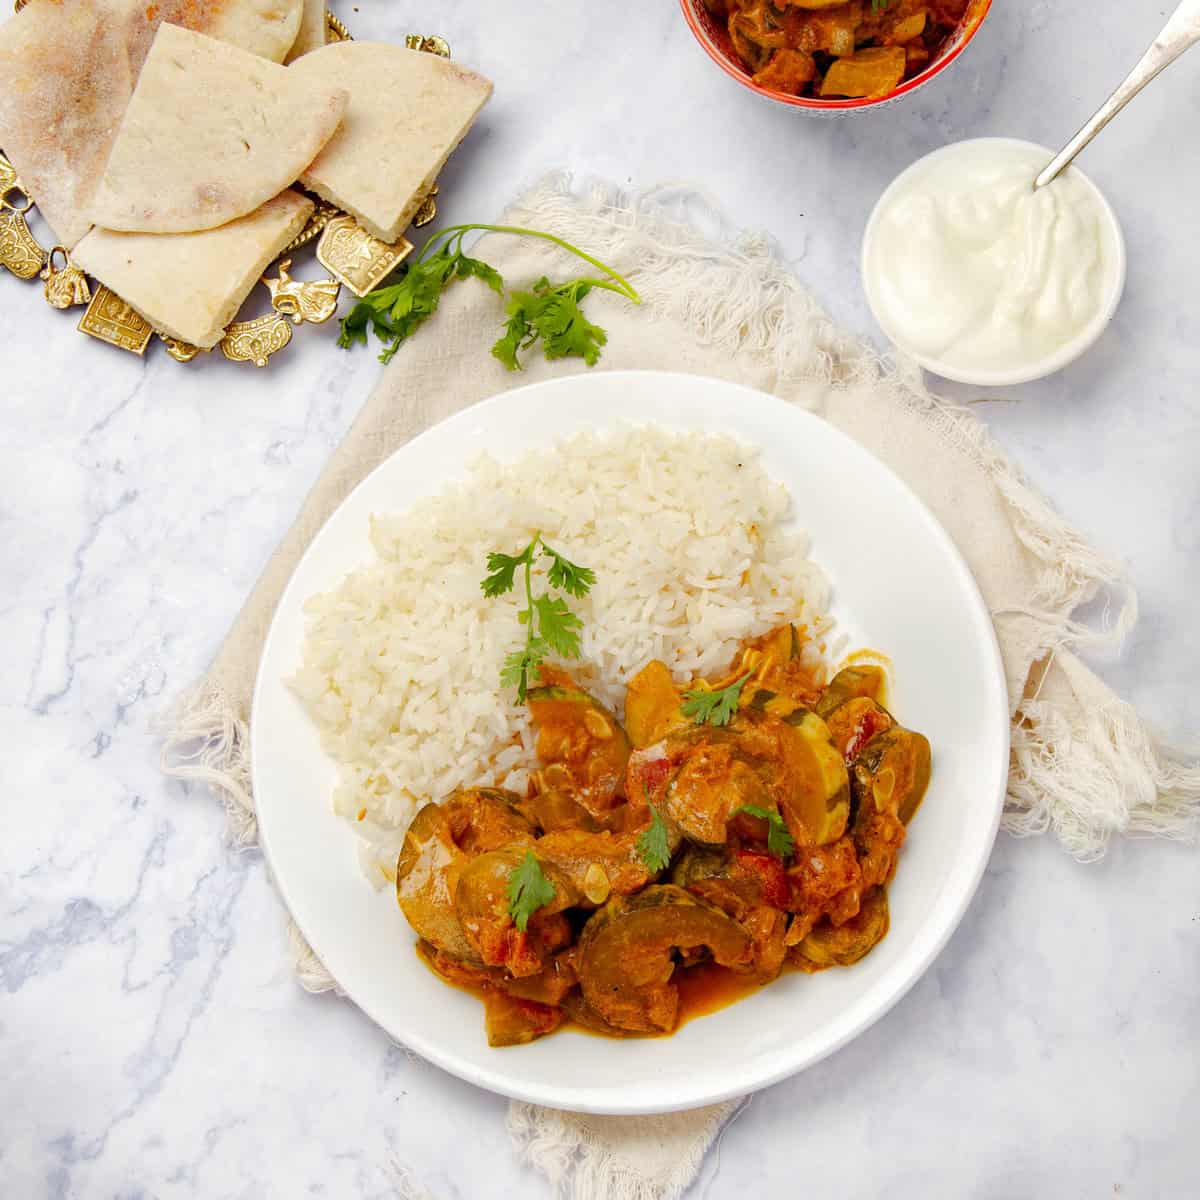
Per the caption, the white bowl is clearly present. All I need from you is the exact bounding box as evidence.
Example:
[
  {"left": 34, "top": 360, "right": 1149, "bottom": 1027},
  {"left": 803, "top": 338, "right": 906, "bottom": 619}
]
[
  {"left": 862, "top": 138, "right": 1128, "bottom": 387},
  {"left": 252, "top": 370, "right": 1010, "bottom": 1114}
]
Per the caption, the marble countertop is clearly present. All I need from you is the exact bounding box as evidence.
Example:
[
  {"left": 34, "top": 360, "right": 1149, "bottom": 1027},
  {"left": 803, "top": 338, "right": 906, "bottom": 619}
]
[{"left": 3, "top": 2, "right": 1198, "bottom": 1196}]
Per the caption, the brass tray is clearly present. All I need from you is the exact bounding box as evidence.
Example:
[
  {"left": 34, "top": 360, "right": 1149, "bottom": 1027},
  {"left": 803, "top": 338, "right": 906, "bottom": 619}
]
[{"left": 0, "top": 8, "right": 450, "bottom": 366}]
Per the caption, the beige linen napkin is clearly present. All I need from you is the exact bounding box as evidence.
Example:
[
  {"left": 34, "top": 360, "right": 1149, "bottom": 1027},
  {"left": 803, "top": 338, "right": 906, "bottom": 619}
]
[{"left": 163, "top": 176, "right": 1199, "bottom": 1200}]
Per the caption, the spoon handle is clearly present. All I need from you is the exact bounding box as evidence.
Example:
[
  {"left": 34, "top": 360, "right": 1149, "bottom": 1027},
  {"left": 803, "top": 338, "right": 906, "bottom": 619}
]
[{"left": 1035, "top": 0, "right": 1200, "bottom": 189}]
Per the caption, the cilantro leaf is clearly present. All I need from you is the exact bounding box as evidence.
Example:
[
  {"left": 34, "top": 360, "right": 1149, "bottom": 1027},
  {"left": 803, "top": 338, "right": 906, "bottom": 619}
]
[
  {"left": 394, "top": 246, "right": 459, "bottom": 324},
  {"left": 533, "top": 279, "right": 607, "bottom": 364},
  {"left": 336, "top": 302, "right": 372, "bottom": 349},
  {"left": 337, "top": 284, "right": 404, "bottom": 350},
  {"left": 500, "top": 638, "right": 547, "bottom": 703},
  {"left": 493, "top": 278, "right": 608, "bottom": 371},
  {"left": 455, "top": 254, "right": 505, "bottom": 293},
  {"left": 736, "top": 805, "right": 796, "bottom": 861},
  {"left": 378, "top": 336, "right": 404, "bottom": 366},
  {"left": 532, "top": 594, "right": 584, "bottom": 659},
  {"left": 637, "top": 806, "right": 672, "bottom": 873},
  {"left": 498, "top": 649, "right": 529, "bottom": 691},
  {"left": 681, "top": 672, "right": 752, "bottom": 727},
  {"left": 768, "top": 820, "right": 796, "bottom": 861},
  {"left": 506, "top": 850, "right": 556, "bottom": 931},
  {"left": 542, "top": 544, "right": 596, "bottom": 598},
  {"left": 481, "top": 549, "right": 528, "bottom": 598},
  {"left": 491, "top": 307, "right": 534, "bottom": 371}
]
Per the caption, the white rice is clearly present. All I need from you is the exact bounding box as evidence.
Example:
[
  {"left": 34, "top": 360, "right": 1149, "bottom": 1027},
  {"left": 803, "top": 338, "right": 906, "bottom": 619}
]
[{"left": 290, "top": 426, "right": 831, "bottom": 885}]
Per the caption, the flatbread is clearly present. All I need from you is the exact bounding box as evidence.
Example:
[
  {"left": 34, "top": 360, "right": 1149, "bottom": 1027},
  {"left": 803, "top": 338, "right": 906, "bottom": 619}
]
[
  {"left": 0, "top": 0, "right": 304, "bottom": 248},
  {"left": 284, "top": 0, "right": 326, "bottom": 63},
  {"left": 88, "top": 24, "right": 346, "bottom": 234},
  {"left": 202, "top": 0, "right": 303, "bottom": 64},
  {"left": 290, "top": 42, "right": 492, "bottom": 242},
  {"left": 71, "top": 188, "right": 313, "bottom": 347},
  {"left": 0, "top": 1, "right": 140, "bottom": 246}
]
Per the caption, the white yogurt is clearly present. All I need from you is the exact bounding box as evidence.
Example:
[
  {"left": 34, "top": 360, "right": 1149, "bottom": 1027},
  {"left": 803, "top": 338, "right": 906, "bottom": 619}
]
[{"left": 862, "top": 139, "right": 1126, "bottom": 385}]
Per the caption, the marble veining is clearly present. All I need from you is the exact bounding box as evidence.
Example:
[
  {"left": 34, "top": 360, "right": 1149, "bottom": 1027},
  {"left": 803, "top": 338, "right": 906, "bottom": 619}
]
[{"left": 2, "top": 2, "right": 1198, "bottom": 1196}]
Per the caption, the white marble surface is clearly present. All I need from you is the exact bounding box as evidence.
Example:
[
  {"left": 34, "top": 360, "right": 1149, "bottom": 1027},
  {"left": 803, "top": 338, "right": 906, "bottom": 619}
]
[{"left": 3, "top": 2, "right": 1199, "bottom": 1196}]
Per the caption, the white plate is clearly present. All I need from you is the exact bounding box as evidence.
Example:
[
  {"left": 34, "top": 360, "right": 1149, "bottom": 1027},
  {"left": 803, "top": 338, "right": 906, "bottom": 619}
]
[{"left": 252, "top": 370, "right": 1009, "bottom": 1115}]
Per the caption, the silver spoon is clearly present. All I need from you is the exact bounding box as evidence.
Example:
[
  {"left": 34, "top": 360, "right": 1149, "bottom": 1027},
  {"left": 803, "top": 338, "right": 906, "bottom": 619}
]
[{"left": 1035, "top": 0, "right": 1200, "bottom": 190}]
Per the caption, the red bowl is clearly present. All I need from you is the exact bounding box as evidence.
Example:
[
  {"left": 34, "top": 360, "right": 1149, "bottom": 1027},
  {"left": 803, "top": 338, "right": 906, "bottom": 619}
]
[{"left": 680, "top": 0, "right": 993, "bottom": 114}]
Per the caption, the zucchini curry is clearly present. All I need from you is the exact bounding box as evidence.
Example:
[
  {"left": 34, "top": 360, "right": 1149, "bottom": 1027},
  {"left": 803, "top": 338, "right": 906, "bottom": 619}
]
[
  {"left": 396, "top": 624, "right": 931, "bottom": 1046},
  {"left": 706, "top": 0, "right": 972, "bottom": 101}
]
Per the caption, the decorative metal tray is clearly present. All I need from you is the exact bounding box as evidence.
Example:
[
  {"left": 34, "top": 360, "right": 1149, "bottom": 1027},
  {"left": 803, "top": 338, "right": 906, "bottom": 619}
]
[{"left": 0, "top": 8, "right": 448, "bottom": 366}]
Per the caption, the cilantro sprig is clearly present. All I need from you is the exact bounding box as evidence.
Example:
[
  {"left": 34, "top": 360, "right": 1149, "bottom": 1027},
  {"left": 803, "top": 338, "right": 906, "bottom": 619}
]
[
  {"left": 636, "top": 806, "right": 672, "bottom": 873},
  {"left": 736, "top": 805, "right": 796, "bottom": 861},
  {"left": 338, "top": 238, "right": 503, "bottom": 365},
  {"left": 483, "top": 534, "right": 595, "bottom": 702},
  {"left": 338, "top": 224, "right": 639, "bottom": 368},
  {"left": 493, "top": 278, "right": 608, "bottom": 369},
  {"left": 681, "top": 672, "right": 753, "bottom": 727},
  {"left": 506, "top": 851, "right": 556, "bottom": 932}
]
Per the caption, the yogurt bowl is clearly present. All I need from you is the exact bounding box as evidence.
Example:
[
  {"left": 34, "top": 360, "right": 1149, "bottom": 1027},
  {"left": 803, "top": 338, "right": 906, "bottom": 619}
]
[{"left": 862, "top": 138, "right": 1127, "bottom": 386}]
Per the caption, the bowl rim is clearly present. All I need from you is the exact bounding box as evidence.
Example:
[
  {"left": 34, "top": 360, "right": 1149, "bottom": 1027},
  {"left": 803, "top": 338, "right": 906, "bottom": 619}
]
[
  {"left": 679, "top": 0, "right": 993, "bottom": 111},
  {"left": 860, "top": 137, "right": 1129, "bottom": 387}
]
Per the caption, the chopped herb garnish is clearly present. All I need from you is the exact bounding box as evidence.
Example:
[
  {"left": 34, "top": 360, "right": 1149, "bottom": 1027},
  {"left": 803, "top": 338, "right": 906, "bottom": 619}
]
[
  {"left": 483, "top": 534, "right": 594, "bottom": 702},
  {"left": 506, "top": 850, "right": 556, "bottom": 932},
  {"left": 637, "top": 806, "right": 672, "bottom": 873},
  {"left": 736, "top": 805, "right": 796, "bottom": 861},
  {"left": 339, "top": 224, "right": 639, "bottom": 367},
  {"left": 681, "top": 672, "right": 752, "bottom": 727}
]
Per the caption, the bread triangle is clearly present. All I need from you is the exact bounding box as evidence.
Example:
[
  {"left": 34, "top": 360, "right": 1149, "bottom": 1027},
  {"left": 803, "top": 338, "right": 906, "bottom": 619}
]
[
  {"left": 72, "top": 189, "right": 314, "bottom": 348},
  {"left": 290, "top": 41, "right": 492, "bottom": 242},
  {"left": 87, "top": 24, "right": 344, "bottom": 234}
]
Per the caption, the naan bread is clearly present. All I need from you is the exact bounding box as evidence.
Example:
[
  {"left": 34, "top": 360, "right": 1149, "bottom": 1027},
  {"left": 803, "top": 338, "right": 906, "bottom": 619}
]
[
  {"left": 0, "top": 0, "right": 140, "bottom": 246},
  {"left": 71, "top": 188, "right": 313, "bottom": 348},
  {"left": 284, "top": 0, "right": 326, "bottom": 63},
  {"left": 290, "top": 42, "right": 492, "bottom": 242},
  {"left": 204, "top": 0, "right": 303, "bottom": 64},
  {"left": 0, "top": 0, "right": 304, "bottom": 248},
  {"left": 88, "top": 24, "right": 345, "bottom": 234}
]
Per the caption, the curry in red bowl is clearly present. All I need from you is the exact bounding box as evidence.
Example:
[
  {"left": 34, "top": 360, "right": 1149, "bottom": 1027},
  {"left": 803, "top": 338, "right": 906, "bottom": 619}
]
[{"left": 682, "top": 0, "right": 992, "bottom": 110}]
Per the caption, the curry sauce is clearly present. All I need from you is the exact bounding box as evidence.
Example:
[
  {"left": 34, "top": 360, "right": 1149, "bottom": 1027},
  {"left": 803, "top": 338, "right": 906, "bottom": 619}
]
[{"left": 674, "top": 961, "right": 767, "bottom": 1026}]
